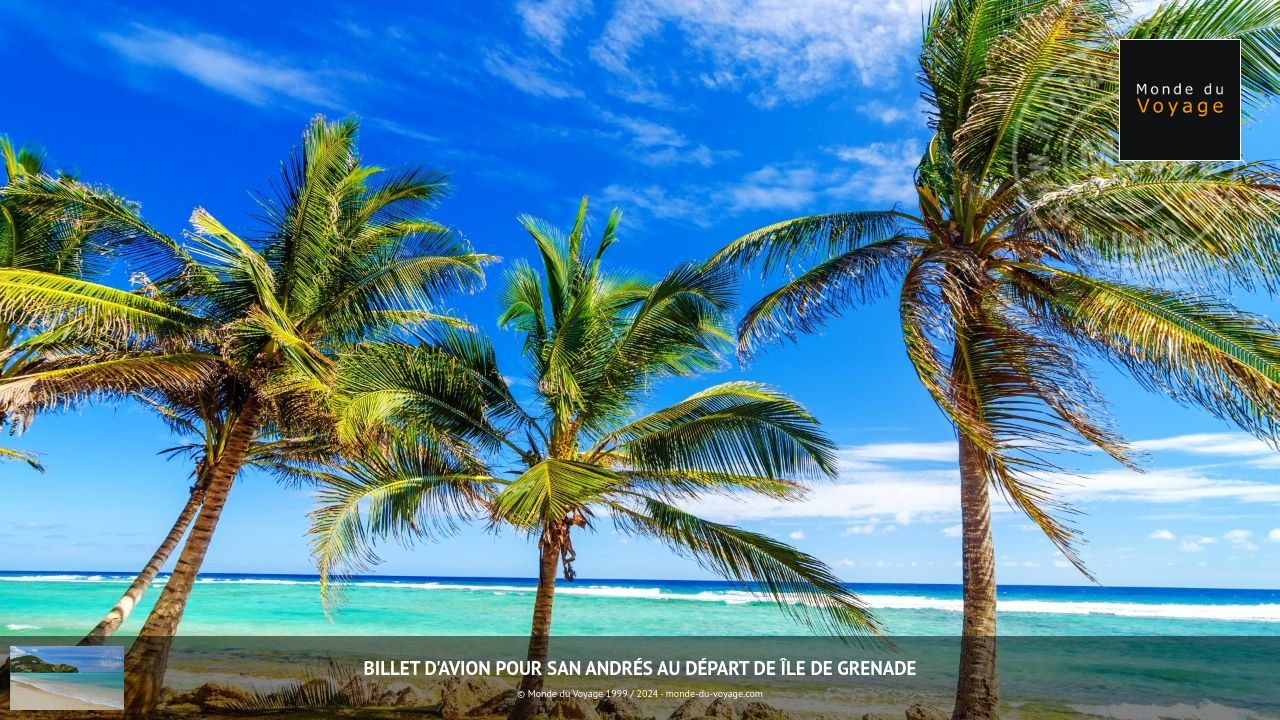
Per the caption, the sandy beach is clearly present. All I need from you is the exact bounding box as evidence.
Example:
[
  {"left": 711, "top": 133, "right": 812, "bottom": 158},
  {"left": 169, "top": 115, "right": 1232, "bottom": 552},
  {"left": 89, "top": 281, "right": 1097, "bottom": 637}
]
[{"left": 9, "top": 679, "right": 123, "bottom": 711}]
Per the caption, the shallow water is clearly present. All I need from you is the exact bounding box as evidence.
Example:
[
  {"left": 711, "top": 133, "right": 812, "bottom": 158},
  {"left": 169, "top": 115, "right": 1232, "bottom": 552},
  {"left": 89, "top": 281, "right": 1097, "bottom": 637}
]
[{"left": 2, "top": 572, "right": 1278, "bottom": 636}]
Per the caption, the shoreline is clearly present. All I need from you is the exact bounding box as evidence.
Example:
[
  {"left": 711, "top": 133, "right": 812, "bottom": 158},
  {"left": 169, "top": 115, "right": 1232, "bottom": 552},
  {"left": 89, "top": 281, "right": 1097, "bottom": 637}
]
[{"left": 9, "top": 678, "right": 123, "bottom": 711}]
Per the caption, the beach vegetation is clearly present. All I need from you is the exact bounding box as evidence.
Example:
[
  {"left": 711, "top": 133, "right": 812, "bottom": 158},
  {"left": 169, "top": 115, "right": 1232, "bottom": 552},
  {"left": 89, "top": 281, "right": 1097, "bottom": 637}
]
[{"left": 10, "top": 655, "right": 79, "bottom": 673}]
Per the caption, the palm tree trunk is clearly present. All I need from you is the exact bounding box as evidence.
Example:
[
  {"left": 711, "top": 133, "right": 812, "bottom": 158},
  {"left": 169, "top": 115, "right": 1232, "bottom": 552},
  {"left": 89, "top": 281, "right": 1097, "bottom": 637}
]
[
  {"left": 124, "top": 398, "right": 261, "bottom": 715},
  {"left": 952, "top": 433, "right": 998, "bottom": 720},
  {"left": 509, "top": 532, "right": 561, "bottom": 720},
  {"left": 79, "top": 481, "right": 205, "bottom": 646}
]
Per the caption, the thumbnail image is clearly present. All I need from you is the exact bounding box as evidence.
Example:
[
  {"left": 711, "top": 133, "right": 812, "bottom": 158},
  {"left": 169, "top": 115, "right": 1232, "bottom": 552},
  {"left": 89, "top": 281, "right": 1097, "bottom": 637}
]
[{"left": 8, "top": 646, "right": 124, "bottom": 711}]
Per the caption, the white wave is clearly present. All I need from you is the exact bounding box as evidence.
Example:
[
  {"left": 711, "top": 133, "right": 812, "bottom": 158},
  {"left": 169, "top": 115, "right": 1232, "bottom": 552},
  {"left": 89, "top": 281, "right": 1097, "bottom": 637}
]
[
  {"left": 1068, "top": 701, "right": 1266, "bottom": 720},
  {"left": 5, "top": 574, "right": 1278, "bottom": 622},
  {"left": 0, "top": 574, "right": 127, "bottom": 584},
  {"left": 858, "top": 595, "right": 1280, "bottom": 622},
  {"left": 194, "top": 578, "right": 311, "bottom": 586},
  {"left": 6, "top": 623, "right": 40, "bottom": 630}
]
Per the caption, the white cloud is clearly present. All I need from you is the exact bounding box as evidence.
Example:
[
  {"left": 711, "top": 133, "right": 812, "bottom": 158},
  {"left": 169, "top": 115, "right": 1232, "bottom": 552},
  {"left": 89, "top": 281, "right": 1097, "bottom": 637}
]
[
  {"left": 1179, "top": 537, "right": 1215, "bottom": 553},
  {"left": 827, "top": 139, "right": 922, "bottom": 205},
  {"left": 688, "top": 467, "right": 958, "bottom": 524},
  {"left": 371, "top": 119, "right": 443, "bottom": 144},
  {"left": 730, "top": 139, "right": 923, "bottom": 212},
  {"left": 941, "top": 525, "right": 962, "bottom": 538},
  {"left": 1130, "top": 433, "right": 1275, "bottom": 457},
  {"left": 845, "top": 441, "right": 957, "bottom": 464},
  {"left": 727, "top": 165, "right": 820, "bottom": 211},
  {"left": 483, "top": 51, "right": 584, "bottom": 99},
  {"left": 599, "top": 111, "right": 717, "bottom": 166},
  {"left": 517, "top": 0, "right": 593, "bottom": 53},
  {"left": 603, "top": 136, "right": 922, "bottom": 224},
  {"left": 1223, "top": 529, "right": 1258, "bottom": 551},
  {"left": 843, "top": 522, "right": 879, "bottom": 535},
  {"left": 857, "top": 100, "right": 910, "bottom": 124},
  {"left": 1053, "top": 560, "right": 1071, "bottom": 568},
  {"left": 658, "top": 431, "right": 1280, "bottom": 529},
  {"left": 598, "top": 183, "right": 714, "bottom": 226},
  {"left": 100, "top": 25, "right": 330, "bottom": 107},
  {"left": 1125, "top": 0, "right": 1164, "bottom": 20},
  {"left": 13, "top": 522, "right": 65, "bottom": 531},
  {"left": 590, "top": 0, "right": 929, "bottom": 106},
  {"left": 1054, "top": 468, "right": 1280, "bottom": 505},
  {"left": 788, "top": 530, "right": 805, "bottom": 541}
]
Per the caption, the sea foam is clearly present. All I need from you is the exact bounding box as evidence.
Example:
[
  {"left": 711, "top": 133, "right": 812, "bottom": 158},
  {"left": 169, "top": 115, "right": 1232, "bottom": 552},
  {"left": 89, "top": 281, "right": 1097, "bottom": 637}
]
[{"left": 4, "top": 574, "right": 1279, "bottom": 622}]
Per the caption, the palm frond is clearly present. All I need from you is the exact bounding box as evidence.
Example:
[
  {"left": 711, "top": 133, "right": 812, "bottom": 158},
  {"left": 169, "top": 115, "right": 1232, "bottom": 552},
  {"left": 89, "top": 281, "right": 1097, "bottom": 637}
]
[
  {"left": 0, "top": 446, "right": 44, "bottom": 471},
  {"left": 1028, "top": 161, "right": 1280, "bottom": 290},
  {"left": 335, "top": 337, "right": 530, "bottom": 454},
  {"left": 611, "top": 469, "right": 803, "bottom": 501},
  {"left": 612, "top": 499, "right": 880, "bottom": 637},
  {"left": 0, "top": 353, "right": 223, "bottom": 416},
  {"left": 595, "top": 381, "right": 838, "bottom": 480},
  {"left": 952, "top": 0, "right": 1114, "bottom": 180},
  {"left": 919, "top": 0, "right": 1068, "bottom": 141},
  {"left": 0, "top": 269, "right": 201, "bottom": 338},
  {"left": 302, "top": 227, "right": 492, "bottom": 336},
  {"left": 709, "top": 211, "right": 906, "bottom": 273},
  {"left": 308, "top": 442, "right": 495, "bottom": 605},
  {"left": 2, "top": 172, "right": 193, "bottom": 281},
  {"left": 946, "top": 313, "right": 1096, "bottom": 576},
  {"left": 1018, "top": 266, "right": 1280, "bottom": 441},
  {"left": 1127, "top": 0, "right": 1280, "bottom": 116},
  {"left": 490, "top": 459, "right": 618, "bottom": 530},
  {"left": 736, "top": 237, "right": 918, "bottom": 357}
]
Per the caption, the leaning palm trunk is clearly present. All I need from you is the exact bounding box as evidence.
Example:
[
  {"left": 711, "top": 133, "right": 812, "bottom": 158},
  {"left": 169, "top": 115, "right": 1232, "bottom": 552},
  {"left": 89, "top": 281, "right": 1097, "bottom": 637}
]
[
  {"left": 953, "top": 434, "right": 998, "bottom": 720},
  {"left": 79, "top": 482, "right": 205, "bottom": 646},
  {"left": 510, "top": 531, "right": 562, "bottom": 720},
  {"left": 125, "top": 399, "right": 261, "bottom": 714}
]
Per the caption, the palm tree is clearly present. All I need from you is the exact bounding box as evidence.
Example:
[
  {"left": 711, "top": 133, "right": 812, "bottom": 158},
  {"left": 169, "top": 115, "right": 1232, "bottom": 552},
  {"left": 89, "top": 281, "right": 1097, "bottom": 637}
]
[
  {"left": 710, "top": 1, "right": 1280, "bottom": 718},
  {"left": 308, "top": 198, "right": 881, "bottom": 720},
  {"left": 2, "top": 146, "right": 234, "bottom": 646},
  {"left": 0, "top": 115, "right": 491, "bottom": 712},
  {"left": 0, "top": 137, "right": 191, "bottom": 699}
]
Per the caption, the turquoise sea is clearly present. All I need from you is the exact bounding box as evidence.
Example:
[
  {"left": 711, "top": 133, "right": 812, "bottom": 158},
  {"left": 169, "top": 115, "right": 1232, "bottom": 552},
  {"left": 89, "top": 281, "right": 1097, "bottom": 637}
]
[{"left": 2, "top": 572, "right": 1279, "bottom": 636}]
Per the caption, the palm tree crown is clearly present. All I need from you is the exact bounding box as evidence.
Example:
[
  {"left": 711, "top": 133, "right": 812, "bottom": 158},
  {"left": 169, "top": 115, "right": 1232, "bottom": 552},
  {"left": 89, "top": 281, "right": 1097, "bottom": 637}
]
[
  {"left": 715, "top": 0, "right": 1280, "bottom": 573},
  {"left": 311, "top": 198, "right": 879, "bottom": 720},
  {"left": 712, "top": 1, "right": 1280, "bottom": 718},
  {"left": 314, "top": 197, "right": 876, "bottom": 635},
  {"left": 0, "top": 115, "right": 491, "bottom": 712},
  {"left": 1, "top": 135, "right": 155, "bottom": 467}
]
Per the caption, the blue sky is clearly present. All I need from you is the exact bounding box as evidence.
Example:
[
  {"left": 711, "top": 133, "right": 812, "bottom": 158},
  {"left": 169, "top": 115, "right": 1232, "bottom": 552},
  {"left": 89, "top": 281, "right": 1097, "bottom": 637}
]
[
  {"left": 1, "top": 0, "right": 1279, "bottom": 589},
  {"left": 10, "top": 645, "right": 124, "bottom": 673}
]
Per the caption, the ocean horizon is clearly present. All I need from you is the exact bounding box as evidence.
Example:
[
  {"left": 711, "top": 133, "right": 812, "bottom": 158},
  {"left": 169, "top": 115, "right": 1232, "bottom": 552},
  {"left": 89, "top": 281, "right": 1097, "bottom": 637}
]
[{"left": 3, "top": 571, "right": 1279, "bottom": 637}]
